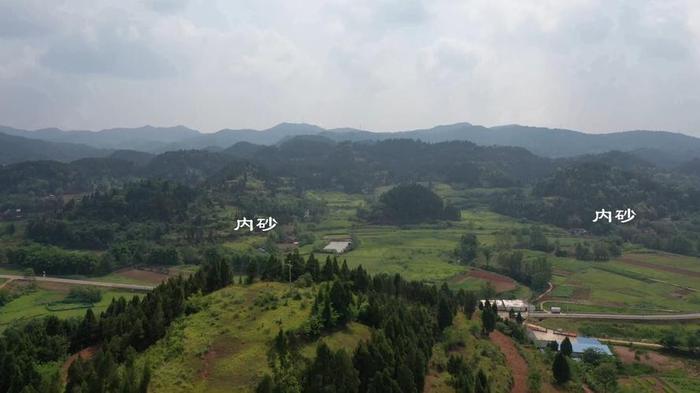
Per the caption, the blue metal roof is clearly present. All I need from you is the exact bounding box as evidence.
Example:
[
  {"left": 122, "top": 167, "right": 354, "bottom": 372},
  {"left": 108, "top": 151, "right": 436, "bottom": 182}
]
[{"left": 571, "top": 337, "right": 612, "bottom": 356}]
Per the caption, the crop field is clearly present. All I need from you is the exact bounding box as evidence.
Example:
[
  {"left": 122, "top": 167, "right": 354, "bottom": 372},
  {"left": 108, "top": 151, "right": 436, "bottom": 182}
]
[
  {"left": 0, "top": 282, "right": 138, "bottom": 330},
  {"left": 293, "top": 190, "right": 551, "bottom": 282},
  {"left": 542, "top": 251, "right": 700, "bottom": 313}
]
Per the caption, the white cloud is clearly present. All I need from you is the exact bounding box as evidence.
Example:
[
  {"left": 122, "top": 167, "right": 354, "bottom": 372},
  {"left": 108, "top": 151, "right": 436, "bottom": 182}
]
[{"left": 0, "top": 0, "right": 699, "bottom": 135}]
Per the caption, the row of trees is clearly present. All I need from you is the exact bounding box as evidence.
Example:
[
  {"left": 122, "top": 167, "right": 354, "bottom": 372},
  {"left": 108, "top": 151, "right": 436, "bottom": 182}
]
[{"left": 6, "top": 244, "right": 101, "bottom": 275}]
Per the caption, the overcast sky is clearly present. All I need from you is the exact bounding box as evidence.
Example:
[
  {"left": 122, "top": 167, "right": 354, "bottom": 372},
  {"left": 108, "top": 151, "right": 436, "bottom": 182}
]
[{"left": 1, "top": 0, "right": 700, "bottom": 134}]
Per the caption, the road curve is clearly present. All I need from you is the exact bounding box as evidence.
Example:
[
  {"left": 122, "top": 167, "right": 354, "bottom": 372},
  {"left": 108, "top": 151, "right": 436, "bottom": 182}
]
[
  {"left": 529, "top": 311, "right": 700, "bottom": 321},
  {"left": 0, "top": 274, "right": 154, "bottom": 291}
]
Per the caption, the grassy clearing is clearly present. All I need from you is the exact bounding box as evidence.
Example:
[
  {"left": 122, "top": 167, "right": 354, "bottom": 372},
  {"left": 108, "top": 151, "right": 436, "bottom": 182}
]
[
  {"left": 425, "top": 313, "right": 512, "bottom": 393},
  {"left": 0, "top": 286, "right": 138, "bottom": 329},
  {"left": 141, "top": 282, "right": 373, "bottom": 393},
  {"left": 143, "top": 282, "right": 312, "bottom": 393}
]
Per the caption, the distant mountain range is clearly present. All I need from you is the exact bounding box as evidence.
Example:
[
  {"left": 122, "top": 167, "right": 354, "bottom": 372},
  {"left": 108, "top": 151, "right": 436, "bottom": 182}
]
[{"left": 2, "top": 122, "right": 700, "bottom": 166}]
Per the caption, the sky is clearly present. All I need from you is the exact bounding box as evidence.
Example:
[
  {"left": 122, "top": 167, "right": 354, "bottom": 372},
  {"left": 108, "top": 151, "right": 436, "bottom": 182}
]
[{"left": 1, "top": 0, "right": 700, "bottom": 135}]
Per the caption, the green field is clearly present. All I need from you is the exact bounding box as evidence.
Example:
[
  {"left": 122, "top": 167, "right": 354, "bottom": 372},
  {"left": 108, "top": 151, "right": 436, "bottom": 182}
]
[
  {"left": 543, "top": 251, "right": 700, "bottom": 313},
  {"left": 298, "top": 190, "right": 539, "bottom": 282},
  {"left": 0, "top": 286, "right": 139, "bottom": 329}
]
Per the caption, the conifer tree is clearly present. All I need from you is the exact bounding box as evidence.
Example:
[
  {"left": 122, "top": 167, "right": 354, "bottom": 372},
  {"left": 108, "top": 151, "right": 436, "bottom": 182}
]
[
  {"left": 552, "top": 352, "right": 571, "bottom": 384},
  {"left": 560, "top": 337, "right": 573, "bottom": 357}
]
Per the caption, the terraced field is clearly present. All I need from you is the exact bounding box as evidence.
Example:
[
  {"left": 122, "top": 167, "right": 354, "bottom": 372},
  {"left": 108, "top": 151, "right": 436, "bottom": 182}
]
[{"left": 542, "top": 251, "right": 700, "bottom": 314}]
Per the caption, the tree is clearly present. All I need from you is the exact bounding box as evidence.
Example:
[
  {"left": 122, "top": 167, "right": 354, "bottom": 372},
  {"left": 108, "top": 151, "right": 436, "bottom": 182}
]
[
  {"left": 246, "top": 261, "right": 257, "bottom": 284},
  {"left": 475, "top": 369, "right": 490, "bottom": 393},
  {"left": 481, "top": 306, "right": 496, "bottom": 334},
  {"left": 456, "top": 233, "right": 479, "bottom": 264},
  {"left": 661, "top": 330, "right": 680, "bottom": 350},
  {"left": 303, "top": 343, "right": 359, "bottom": 393},
  {"left": 367, "top": 369, "right": 402, "bottom": 393},
  {"left": 527, "top": 370, "right": 542, "bottom": 393},
  {"left": 480, "top": 282, "right": 496, "bottom": 300},
  {"left": 560, "top": 337, "right": 573, "bottom": 357},
  {"left": 552, "top": 352, "right": 571, "bottom": 385},
  {"left": 463, "top": 291, "right": 478, "bottom": 319},
  {"left": 591, "top": 363, "right": 617, "bottom": 393},
  {"left": 329, "top": 280, "right": 352, "bottom": 325},
  {"left": 438, "top": 297, "right": 454, "bottom": 332},
  {"left": 581, "top": 348, "right": 604, "bottom": 366}
]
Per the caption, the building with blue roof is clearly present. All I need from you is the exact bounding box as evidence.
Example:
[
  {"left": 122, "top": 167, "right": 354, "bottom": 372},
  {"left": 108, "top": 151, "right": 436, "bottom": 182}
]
[{"left": 570, "top": 336, "right": 613, "bottom": 357}]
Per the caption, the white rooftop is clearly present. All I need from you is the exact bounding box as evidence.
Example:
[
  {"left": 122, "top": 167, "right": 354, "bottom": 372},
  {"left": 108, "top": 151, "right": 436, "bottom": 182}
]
[{"left": 323, "top": 241, "right": 351, "bottom": 253}]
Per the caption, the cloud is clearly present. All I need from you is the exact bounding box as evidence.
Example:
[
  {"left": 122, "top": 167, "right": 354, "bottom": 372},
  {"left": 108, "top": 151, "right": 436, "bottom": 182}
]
[{"left": 0, "top": 0, "right": 700, "bottom": 135}]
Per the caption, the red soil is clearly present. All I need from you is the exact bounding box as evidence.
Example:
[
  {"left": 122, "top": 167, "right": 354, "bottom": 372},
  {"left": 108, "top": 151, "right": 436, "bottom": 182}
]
[
  {"left": 489, "top": 330, "right": 528, "bottom": 393},
  {"left": 469, "top": 269, "right": 518, "bottom": 293}
]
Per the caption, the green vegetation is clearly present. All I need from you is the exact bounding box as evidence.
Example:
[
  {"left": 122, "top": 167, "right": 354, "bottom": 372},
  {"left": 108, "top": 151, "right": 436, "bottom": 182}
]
[{"left": 2, "top": 132, "right": 700, "bottom": 393}]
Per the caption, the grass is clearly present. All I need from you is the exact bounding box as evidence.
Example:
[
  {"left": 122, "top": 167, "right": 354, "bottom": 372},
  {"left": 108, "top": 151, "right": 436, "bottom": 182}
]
[
  {"left": 0, "top": 287, "right": 138, "bottom": 329},
  {"left": 537, "top": 319, "right": 700, "bottom": 343},
  {"left": 425, "top": 313, "right": 513, "bottom": 393},
  {"left": 543, "top": 251, "right": 700, "bottom": 314},
  {"left": 140, "top": 282, "right": 373, "bottom": 393}
]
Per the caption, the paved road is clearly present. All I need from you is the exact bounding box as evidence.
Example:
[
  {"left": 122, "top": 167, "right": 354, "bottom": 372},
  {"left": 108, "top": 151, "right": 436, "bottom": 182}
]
[
  {"left": 0, "top": 274, "right": 154, "bottom": 291},
  {"left": 529, "top": 311, "right": 700, "bottom": 321}
]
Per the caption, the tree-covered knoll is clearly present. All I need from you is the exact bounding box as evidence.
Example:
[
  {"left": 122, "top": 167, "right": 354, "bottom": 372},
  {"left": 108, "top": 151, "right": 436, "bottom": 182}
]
[{"left": 360, "top": 183, "right": 460, "bottom": 224}]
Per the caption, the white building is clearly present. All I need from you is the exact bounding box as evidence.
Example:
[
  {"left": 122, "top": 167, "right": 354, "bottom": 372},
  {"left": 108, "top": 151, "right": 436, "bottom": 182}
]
[{"left": 480, "top": 299, "right": 531, "bottom": 312}]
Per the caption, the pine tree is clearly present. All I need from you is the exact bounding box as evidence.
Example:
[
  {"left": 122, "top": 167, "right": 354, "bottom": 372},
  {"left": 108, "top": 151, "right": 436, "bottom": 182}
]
[
  {"left": 560, "top": 337, "right": 573, "bottom": 357},
  {"left": 367, "top": 369, "right": 402, "bottom": 393},
  {"left": 463, "top": 291, "right": 478, "bottom": 319},
  {"left": 552, "top": 352, "right": 571, "bottom": 384},
  {"left": 329, "top": 280, "right": 352, "bottom": 325},
  {"left": 395, "top": 363, "right": 417, "bottom": 393},
  {"left": 481, "top": 306, "right": 496, "bottom": 334},
  {"left": 322, "top": 257, "right": 334, "bottom": 281},
  {"left": 437, "top": 297, "right": 454, "bottom": 332},
  {"left": 475, "top": 369, "right": 490, "bottom": 393},
  {"left": 306, "top": 253, "right": 320, "bottom": 281}
]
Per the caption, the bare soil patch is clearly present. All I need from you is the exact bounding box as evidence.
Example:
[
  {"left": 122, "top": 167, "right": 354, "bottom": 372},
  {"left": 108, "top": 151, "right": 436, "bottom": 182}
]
[
  {"left": 613, "top": 346, "right": 684, "bottom": 372},
  {"left": 468, "top": 269, "right": 517, "bottom": 293},
  {"left": 115, "top": 267, "right": 171, "bottom": 284},
  {"left": 61, "top": 346, "right": 98, "bottom": 382},
  {"left": 489, "top": 330, "right": 527, "bottom": 393},
  {"left": 37, "top": 281, "right": 73, "bottom": 293},
  {"left": 619, "top": 256, "right": 700, "bottom": 278}
]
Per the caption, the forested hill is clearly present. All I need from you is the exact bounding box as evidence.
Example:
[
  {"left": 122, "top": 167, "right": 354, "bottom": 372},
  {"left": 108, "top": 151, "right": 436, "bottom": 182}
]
[
  {"left": 224, "top": 138, "right": 554, "bottom": 192},
  {"left": 4, "top": 122, "right": 700, "bottom": 163},
  {"left": 322, "top": 124, "right": 700, "bottom": 161},
  {"left": 0, "top": 132, "right": 109, "bottom": 165},
  {"left": 0, "top": 139, "right": 553, "bottom": 198}
]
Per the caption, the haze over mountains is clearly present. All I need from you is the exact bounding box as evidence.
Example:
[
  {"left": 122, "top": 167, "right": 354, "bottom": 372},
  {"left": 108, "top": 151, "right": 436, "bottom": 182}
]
[{"left": 2, "top": 122, "right": 700, "bottom": 166}]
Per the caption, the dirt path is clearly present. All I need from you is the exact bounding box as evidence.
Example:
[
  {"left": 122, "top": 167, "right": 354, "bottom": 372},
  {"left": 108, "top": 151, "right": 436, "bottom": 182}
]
[
  {"left": 61, "top": 346, "right": 98, "bottom": 382},
  {"left": 0, "top": 278, "right": 13, "bottom": 289},
  {"left": 0, "top": 274, "right": 154, "bottom": 291},
  {"left": 489, "top": 330, "right": 528, "bottom": 393}
]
